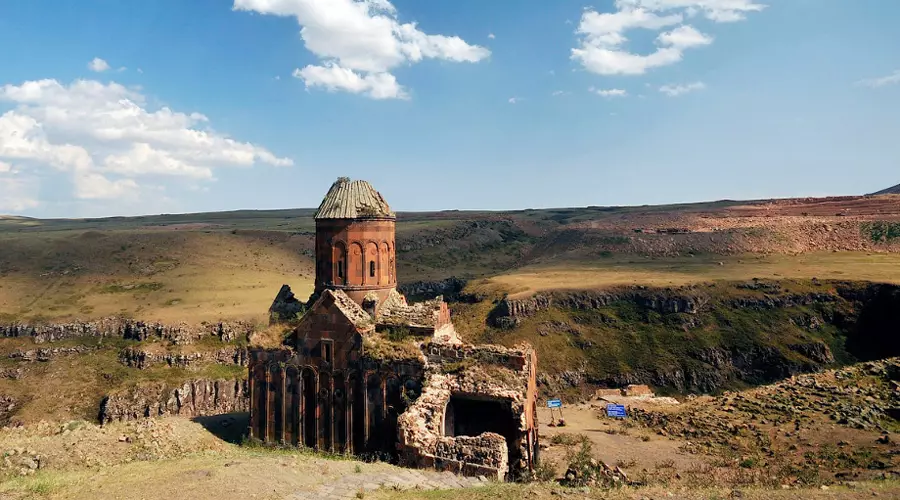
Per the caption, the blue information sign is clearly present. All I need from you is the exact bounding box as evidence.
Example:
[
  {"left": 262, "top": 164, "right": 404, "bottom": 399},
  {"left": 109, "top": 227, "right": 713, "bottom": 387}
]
[
  {"left": 606, "top": 404, "right": 627, "bottom": 418},
  {"left": 547, "top": 399, "right": 562, "bottom": 409}
]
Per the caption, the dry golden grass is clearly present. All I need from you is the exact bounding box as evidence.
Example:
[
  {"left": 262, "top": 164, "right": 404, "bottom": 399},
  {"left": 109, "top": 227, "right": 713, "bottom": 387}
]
[
  {"left": 0, "top": 418, "right": 396, "bottom": 500},
  {"left": 486, "top": 252, "right": 900, "bottom": 298},
  {"left": 372, "top": 482, "right": 900, "bottom": 500},
  {"left": 0, "top": 230, "right": 315, "bottom": 323}
]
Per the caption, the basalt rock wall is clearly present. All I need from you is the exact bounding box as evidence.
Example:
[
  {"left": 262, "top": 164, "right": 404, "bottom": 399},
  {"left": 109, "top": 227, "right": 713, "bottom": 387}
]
[
  {"left": 118, "top": 346, "right": 249, "bottom": 369},
  {"left": 0, "top": 317, "right": 254, "bottom": 344},
  {"left": 488, "top": 288, "right": 710, "bottom": 328},
  {"left": 490, "top": 281, "right": 900, "bottom": 397},
  {"left": 98, "top": 378, "right": 248, "bottom": 424}
]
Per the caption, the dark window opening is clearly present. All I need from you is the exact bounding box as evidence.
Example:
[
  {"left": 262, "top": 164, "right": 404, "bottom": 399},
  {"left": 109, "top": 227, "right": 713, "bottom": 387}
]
[
  {"left": 337, "top": 260, "right": 344, "bottom": 279},
  {"left": 322, "top": 340, "right": 333, "bottom": 364},
  {"left": 369, "top": 260, "right": 376, "bottom": 278},
  {"left": 444, "top": 394, "right": 515, "bottom": 440}
]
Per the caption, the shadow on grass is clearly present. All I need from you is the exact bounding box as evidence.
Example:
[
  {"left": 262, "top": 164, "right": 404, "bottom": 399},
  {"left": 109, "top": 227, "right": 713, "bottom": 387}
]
[{"left": 192, "top": 412, "right": 249, "bottom": 444}]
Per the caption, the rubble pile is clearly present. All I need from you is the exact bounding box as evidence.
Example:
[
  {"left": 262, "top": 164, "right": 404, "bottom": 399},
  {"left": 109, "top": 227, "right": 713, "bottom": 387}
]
[{"left": 626, "top": 359, "right": 900, "bottom": 484}]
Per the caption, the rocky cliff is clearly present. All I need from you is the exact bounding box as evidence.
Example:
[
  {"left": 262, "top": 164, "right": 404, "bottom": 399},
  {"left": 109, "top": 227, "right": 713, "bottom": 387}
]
[
  {"left": 0, "top": 317, "right": 253, "bottom": 344},
  {"left": 98, "top": 378, "right": 248, "bottom": 424},
  {"left": 118, "top": 347, "right": 249, "bottom": 369},
  {"left": 476, "top": 280, "right": 900, "bottom": 397}
]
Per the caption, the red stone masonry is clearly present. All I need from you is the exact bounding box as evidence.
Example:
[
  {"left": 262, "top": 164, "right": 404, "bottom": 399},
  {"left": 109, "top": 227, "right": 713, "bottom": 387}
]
[{"left": 315, "top": 218, "right": 397, "bottom": 310}]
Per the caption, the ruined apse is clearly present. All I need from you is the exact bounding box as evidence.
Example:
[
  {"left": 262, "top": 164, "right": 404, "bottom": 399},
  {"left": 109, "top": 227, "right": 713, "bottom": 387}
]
[{"left": 248, "top": 177, "right": 540, "bottom": 480}]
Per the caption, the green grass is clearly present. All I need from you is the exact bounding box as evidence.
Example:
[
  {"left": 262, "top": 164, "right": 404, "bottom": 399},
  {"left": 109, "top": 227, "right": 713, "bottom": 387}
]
[
  {"left": 0, "top": 472, "right": 65, "bottom": 497},
  {"left": 100, "top": 282, "right": 165, "bottom": 294},
  {"left": 862, "top": 221, "right": 900, "bottom": 243},
  {"left": 487, "top": 252, "right": 900, "bottom": 297},
  {"left": 458, "top": 279, "right": 879, "bottom": 394}
]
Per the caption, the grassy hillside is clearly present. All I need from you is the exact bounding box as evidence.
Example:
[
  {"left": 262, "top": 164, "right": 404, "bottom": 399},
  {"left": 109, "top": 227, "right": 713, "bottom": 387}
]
[
  {"left": 447, "top": 279, "right": 900, "bottom": 399},
  {"left": 4, "top": 194, "right": 900, "bottom": 323}
]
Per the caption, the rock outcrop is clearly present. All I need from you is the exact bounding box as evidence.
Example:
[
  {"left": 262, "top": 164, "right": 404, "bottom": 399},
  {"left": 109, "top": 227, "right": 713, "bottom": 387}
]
[
  {"left": 489, "top": 288, "right": 710, "bottom": 328},
  {"left": 98, "top": 378, "right": 248, "bottom": 424},
  {"left": 118, "top": 347, "right": 249, "bottom": 369},
  {"left": 0, "top": 318, "right": 254, "bottom": 344},
  {"left": 268, "top": 284, "right": 305, "bottom": 324},
  {"left": 8, "top": 346, "right": 97, "bottom": 362},
  {"left": 399, "top": 277, "right": 468, "bottom": 302}
]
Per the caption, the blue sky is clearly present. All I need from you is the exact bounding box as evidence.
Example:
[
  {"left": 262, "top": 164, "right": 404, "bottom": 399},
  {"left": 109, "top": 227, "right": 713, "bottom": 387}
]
[{"left": 0, "top": 0, "right": 898, "bottom": 218}]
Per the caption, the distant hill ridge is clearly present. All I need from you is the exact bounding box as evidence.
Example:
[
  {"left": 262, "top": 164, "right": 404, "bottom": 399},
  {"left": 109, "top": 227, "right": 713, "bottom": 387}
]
[{"left": 872, "top": 184, "right": 900, "bottom": 196}]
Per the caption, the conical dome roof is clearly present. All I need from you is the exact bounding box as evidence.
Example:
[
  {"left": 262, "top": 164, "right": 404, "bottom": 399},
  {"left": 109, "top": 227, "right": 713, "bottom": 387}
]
[{"left": 314, "top": 177, "right": 395, "bottom": 220}]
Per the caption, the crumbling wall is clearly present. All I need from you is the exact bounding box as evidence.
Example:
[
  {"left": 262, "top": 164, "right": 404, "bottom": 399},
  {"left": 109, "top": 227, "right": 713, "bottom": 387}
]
[
  {"left": 397, "top": 343, "right": 538, "bottom": 481},
  {"left": 269, "top": 284, "right": 305, "bottom": 324}
]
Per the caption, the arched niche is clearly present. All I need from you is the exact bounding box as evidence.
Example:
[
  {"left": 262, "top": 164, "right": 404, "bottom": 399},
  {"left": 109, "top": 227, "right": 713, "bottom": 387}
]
[
  {"left": 285, "top": 365, "right": 300, "bottom": 446},
  {"left": 379, "top": 242, "right": 390, "bottom": 285},
  {"left": 251, "top": 364, "right": 267, "bottom": 441},
  {"left": 268, "top": 363, "right": 284, "bottom": 443},
  {"left": 332, "top": 241, "right": 347, "bottom": 285},
  {"left": 301, "top": 367, "right": 317, "bottom": 448},
  {"left": 365, "top": 372, "right": 384, "bottom": 453},
  {"left": 319, "top": 372, "right": 332, "bottom": 451},
  {"left": 349, "top": 242, "right": 364, "bottom": 286},
  {"left": 365, "top": 242, "right": 379, "bottom": 285}
]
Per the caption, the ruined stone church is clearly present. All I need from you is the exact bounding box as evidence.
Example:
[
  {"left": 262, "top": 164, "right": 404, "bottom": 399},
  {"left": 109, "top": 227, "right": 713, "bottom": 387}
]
[{"left": 248, "top": 177, "right": 539, "bottom": 480}]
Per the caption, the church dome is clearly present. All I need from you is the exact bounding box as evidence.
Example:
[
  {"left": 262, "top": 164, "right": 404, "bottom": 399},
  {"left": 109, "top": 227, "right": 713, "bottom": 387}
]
[{"left": 314, "top": 177, "right": 395, "bottom": 220}]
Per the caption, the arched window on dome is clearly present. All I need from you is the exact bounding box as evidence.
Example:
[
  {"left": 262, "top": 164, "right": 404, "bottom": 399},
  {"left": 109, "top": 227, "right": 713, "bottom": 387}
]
[{"left": 332, "top": 242, "right": 347, "bottom": 285}]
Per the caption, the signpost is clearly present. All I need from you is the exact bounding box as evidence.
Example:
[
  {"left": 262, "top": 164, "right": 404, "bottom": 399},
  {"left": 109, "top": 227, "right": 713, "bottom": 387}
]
[
  {"left": 547, "top": 398, "right": 565, "bottom": 426},
  {"left": 606, "top": 403, "right": 627, "bottom": 419}
]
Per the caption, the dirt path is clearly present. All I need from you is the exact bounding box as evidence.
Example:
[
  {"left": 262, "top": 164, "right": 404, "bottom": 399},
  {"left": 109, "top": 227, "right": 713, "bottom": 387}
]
[{"left": 537, "top": 402, "right": 707, "bottom": 477}]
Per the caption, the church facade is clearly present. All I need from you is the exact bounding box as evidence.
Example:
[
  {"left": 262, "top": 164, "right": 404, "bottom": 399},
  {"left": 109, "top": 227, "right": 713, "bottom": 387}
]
[{"left": 248, "top": 177, "right": 539, "bottom": 480}]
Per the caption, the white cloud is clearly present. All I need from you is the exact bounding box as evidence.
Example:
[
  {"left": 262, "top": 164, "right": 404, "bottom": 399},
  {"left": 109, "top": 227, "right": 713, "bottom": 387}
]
[
  {"left": 617, "top": 0, "right": 766, "bottom": 22},
  {"left": 0, "top": 78, "right": 292, "bottom": 205},
  {"left": 857, "top": 70, "right": 900, "bottom": 88},
  {"left": 293, "top": 64, "right": 408, "bottom": 100},
  {"left": 659, "top": 81, "right": 706, "bottom": 96},
  {"left": 571, "top": 0, "right": 758, "bottom": 76},
  {"left": 234, "top": 0, "right": 490, "bottom": 99},
  {"left": 508, "top": 97, "right": 522, "bottom": 104},
  {"left": 88, "top": 58, "right": 111, "bottom": 72},
  {"left": 551, "top": 90, "right": 570, "bottom": 97},
  {"left": 592, "top": 87, "right": 628, "bottom": 97},
  {"left": 0, "top": 176, "right": 39, "bottom": 212},
  {"left": 657, "top": 25, "right": 713, "bottom": 49},
  {"left": 73, "top": 172, "right": 139, "bottom": 200},
  {"left": 488, "top": 33, "right": 496, "bottom": 39}
]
